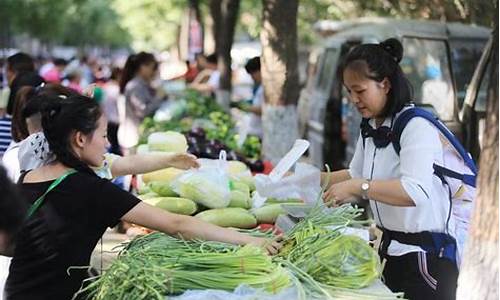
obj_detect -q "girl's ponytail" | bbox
[119,54,138,93]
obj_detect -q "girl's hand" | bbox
[323,178,363,206]
[165,153,200,170]
[248,235,284,255]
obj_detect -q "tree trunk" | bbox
[188,0,204,58]
[260,0,300,164]
[209,0,240,110]
[209,0,222,54]
[456,18,498,300]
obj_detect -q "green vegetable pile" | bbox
[139,89,261,160]
[80,167,402,300]
[273,203,402,299]
[77,233,290,300]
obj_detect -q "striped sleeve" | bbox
[0,116,12,156]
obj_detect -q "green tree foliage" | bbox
[112,0,187,51]
[1,0,493,50]
[231,0,496,46]
[0,0,130,48]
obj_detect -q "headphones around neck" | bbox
[360,115,395,148]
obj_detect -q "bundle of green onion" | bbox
[288,232,381,289]
[77,233,291,300]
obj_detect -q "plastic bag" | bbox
[251,139,310,208]
[153,99,187,122]
[171,284,299,300]
[171,152,231,208]
[253,162,321,207]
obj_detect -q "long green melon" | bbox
[152,197,198,215]
[195,208,257,229]
[149,181,178,197]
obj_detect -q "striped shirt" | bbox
[0,115,12,158]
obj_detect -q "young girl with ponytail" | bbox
[118,52,166,150]
[4,94,281,300]
[322,39,459,300]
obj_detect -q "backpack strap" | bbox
[392,107,477,185]
[433,164,477,188]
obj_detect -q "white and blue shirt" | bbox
[0,115,12,158]
[349,107,455,256]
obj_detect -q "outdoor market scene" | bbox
[0,1,498,300]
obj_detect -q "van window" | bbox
[402,37,454,121]
[475,58,492,112]
[316,48,339,92]
[449,39,487,108]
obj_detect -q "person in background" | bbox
[65,69,83,94]
[239,56,263,138]
[170,60,199,83]
[194,52,207,72]
[2,74,45,181]
[0,72,44,162]
[5,53,35,115]
[4,94,281,299]
[0,59,5,88]
[118,52,166,151]
[421,65,453,120]
[189,53,219,96]
[41,58,66,84]
[38,57,54,79]
[2,52,36,159]
[79,55,95,88]
[102,67,122,155]
[183,60,199,83]
[0,58,9,117]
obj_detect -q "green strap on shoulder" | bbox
[26,169,77,219]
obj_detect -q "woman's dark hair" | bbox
[119,52,157,93]
[12,84,79,142]
[7,72,45,115]
[6,52,35,74]
[245,56,261,74]
[109,67,122,81]
[40,94,102,175]
[339,38,413,118]
[53,58,67,67]
[206,53,218,65]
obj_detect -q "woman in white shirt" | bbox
[322,39,458,300]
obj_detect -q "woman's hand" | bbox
[165,153,200,170]
[155,87,167,99]
[323,178,363,206]
[248,235,284,255]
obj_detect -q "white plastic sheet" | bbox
[254,163,321,207]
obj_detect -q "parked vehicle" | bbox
[461,35,494,161]
[298,18,490,169]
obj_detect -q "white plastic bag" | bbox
[171,152,231,208]
[171,284,299,300]
[251,139,312,208]
[254,163,321,207]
